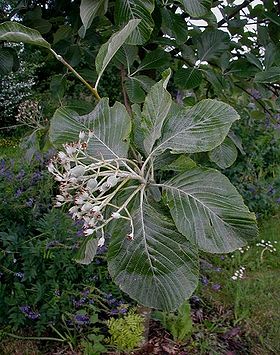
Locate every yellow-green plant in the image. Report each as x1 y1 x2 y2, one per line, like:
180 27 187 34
107 311 144 352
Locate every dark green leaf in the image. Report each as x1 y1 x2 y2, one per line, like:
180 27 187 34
160 7 188 44
174 68 203 90
134 48 171 73
178 0 210 18
255 67 280 83
196 30 230 62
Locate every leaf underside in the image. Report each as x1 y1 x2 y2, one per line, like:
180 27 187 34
162 167 258 253
49 98 131 160
108 200 199 311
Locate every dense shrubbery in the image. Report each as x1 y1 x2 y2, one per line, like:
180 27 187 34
226 113 280 218
0 150 141 352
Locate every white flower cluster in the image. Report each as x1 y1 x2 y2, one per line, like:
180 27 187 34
231 245 250 258
15 100 44 129
231 266 245 280
237 245 250 254
256 239 277 252
47 131 141 246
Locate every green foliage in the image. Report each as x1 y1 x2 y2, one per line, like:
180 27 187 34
153 300 192 343
107 310 144 352
0 151 129 345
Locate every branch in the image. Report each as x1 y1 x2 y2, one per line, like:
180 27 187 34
120 65 132 115
49 49 101 101
217 0 255 27
234 83 272 116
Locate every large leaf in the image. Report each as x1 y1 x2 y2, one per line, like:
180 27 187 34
178 0 210 17
115 0 155 45
134 48 171 74
141 70 172 154
108 199 199 310
174 68 203 90
0 21 51 49
158 168 257 253
254 67 280 83
49 98 131 160
208 137 238 169
153 99 240 156
80 0 109 32
95 19 140 86
160 7 188 44
196 30 230 62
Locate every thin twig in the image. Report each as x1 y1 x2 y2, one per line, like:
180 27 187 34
49 49 101 101
120 65 132 115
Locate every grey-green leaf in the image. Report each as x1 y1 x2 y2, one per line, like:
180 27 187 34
80 0 109 32
141 71 172 154
0 21 51 49
153 99 240 156
75 237 99 265
208 137 238 169
49 98 131 160
95 19 140 85
115 0 155 45
160 168 258 253
108 200 199 310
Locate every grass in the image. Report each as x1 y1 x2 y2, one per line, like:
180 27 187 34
201 214 280 354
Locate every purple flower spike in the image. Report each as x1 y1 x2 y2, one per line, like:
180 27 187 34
212 284 221 291
74 314 90 325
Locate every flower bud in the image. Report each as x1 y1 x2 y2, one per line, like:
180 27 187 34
56 195 65 202
87 178 98 190
81 202 93 212
107 175 119 187
70 165 85 177
112 212 121 219
100 182 111 192
84 229 94 236
98 236 105 247
79 131 86 140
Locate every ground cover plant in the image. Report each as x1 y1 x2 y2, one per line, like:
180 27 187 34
0 0 280 353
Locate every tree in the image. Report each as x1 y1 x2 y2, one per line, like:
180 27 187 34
1 0 279 310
